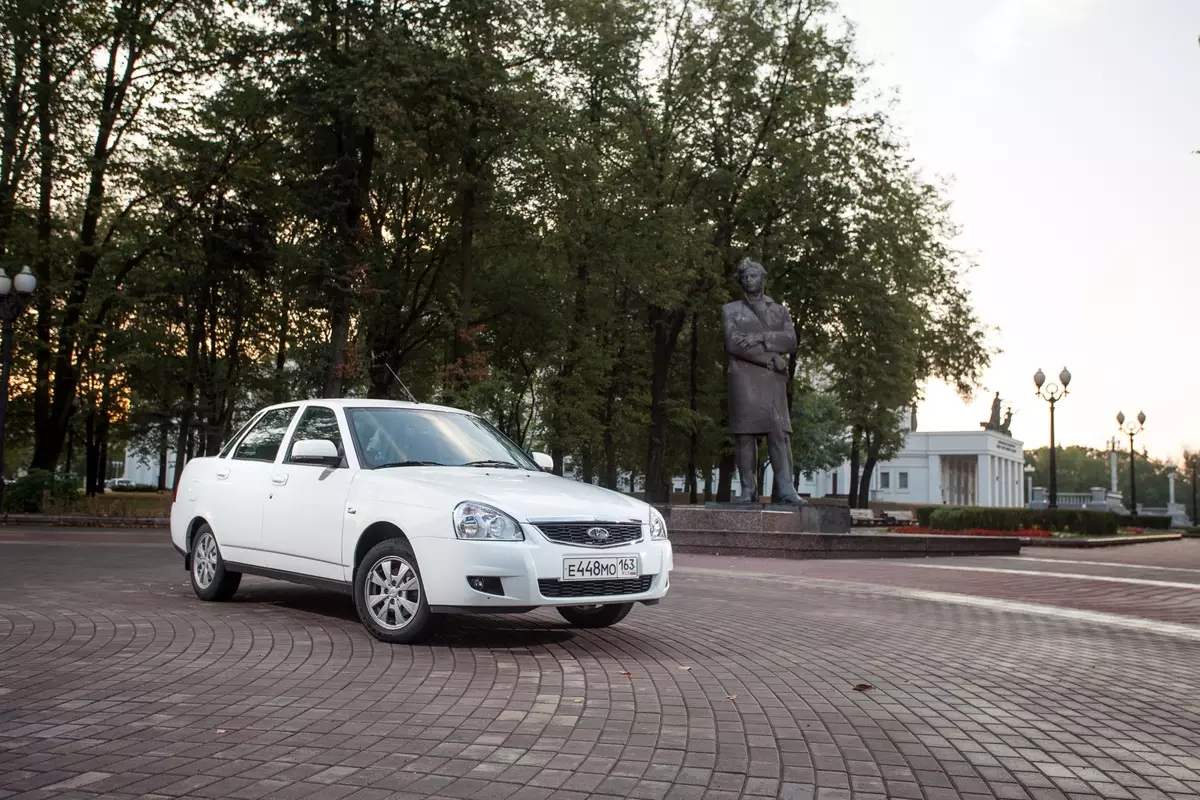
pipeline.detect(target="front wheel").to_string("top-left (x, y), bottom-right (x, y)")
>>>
top-left (354, 540), bottom-right (440, 644)
top-left (190, 525), bottom-right (241, 601)
top-left (558, 603), bottom-right (633, 628)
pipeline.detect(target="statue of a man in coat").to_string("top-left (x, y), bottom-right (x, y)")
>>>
top-left (722, 258), bottom-right (806, 505)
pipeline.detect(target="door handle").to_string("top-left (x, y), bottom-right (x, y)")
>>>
top-left (271, 474), bottom-right (288, 486)
top-left (215, 468), bottom-right (230, 480)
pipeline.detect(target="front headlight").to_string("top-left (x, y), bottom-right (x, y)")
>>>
top-left (454, 502), bottom-right (524, 541)
top-left (650, 508), bottom-right (669, 541)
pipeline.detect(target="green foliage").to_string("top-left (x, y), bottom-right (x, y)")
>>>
top-left (1116, 515), bottom-right (1173, 530)
top-left (0, 0), bottom-right (991, 500)
top-left (1025, 446), bottom-right (1192, 510)
top-left (4, 470), bottom-right (82, 513)
top-left (109, 483), bottom-right (161, 493)
top-left (929, 507), bottom-right (1119, 537)
top-left (790, 391), bottom-right (850, 476)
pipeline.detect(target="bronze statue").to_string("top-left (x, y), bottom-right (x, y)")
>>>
top-left (981, 392), bottom-right (1002, 431)
top-left (1000, 408), bottom-right (1013, 436)
top-left (722, 259), bottom-right (805, 505)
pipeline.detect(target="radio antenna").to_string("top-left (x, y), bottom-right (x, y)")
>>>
top-left (385, 363), bottom-right (418, 404)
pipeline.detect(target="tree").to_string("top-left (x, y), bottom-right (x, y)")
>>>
top-left (789, 390), bottom-right (849, 479)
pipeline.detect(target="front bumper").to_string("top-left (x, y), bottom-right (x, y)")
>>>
top-left (410, 524), bottom-right (673, 611)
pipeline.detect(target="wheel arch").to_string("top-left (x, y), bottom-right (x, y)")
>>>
top-left (183, 516), bottom-right (211, 569)
top-left (353, 521), bottom-right (411, 579)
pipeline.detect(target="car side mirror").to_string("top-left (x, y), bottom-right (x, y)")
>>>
top-left (291, 439), bottom-right (341, 467)
top-left (530, 451), bottom-right (554, 473)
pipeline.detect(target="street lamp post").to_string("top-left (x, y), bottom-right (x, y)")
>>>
top-left (0, 266), bottom-right (39, 515)
top-left (1034, 367), bottom-right (1071, 508)
top-left (1116, 410), bottom-right (1146, 514)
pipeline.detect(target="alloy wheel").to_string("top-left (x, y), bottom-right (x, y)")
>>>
top-left (366, 556), bottom-right (421, 630)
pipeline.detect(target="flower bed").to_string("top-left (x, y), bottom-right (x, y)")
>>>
top-left (889, 526), bottom-right (1052, 538)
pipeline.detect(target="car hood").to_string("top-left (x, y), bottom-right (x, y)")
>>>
top-left (366, 468), bottom-right (650, 523)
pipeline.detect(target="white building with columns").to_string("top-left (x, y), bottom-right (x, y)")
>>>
top-left (760, 426), bottom-right (1027, 507)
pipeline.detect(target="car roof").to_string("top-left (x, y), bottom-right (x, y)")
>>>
top-left (261, 398), bottom-right (472, 415)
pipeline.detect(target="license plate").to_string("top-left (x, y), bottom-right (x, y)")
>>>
top-left (562, 556), bottom-right (640, 581)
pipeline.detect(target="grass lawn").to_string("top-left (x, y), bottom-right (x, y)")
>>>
top-left (43, 491), bottom-right (171, 518)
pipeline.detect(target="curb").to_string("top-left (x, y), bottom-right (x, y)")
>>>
top-left (1022, 533), bottom-right (1182, 548)
top-left (0, 514), bottom-right (168, 528)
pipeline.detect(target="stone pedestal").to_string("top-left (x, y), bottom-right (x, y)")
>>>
top-left (664, 503), bottom-right (851, 534)
top-left (653, 504), bottom-right (1021, 559)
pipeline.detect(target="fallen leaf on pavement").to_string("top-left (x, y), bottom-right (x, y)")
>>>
top-left (727, 695), bottom-right (738, 701)
top-left (681, 666), bottom-right (692, 671)
top-left (852, 684), bottom-right (873, 692)
top-left (619, 671), bottom-right (631, 676)
top-left (215, 729), bottom-right (227, 734)
top-left (573, 699), bottom-right (584, 704)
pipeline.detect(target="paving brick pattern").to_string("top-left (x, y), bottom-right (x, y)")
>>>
top-left (2, 537), bottom-right (1200, 799)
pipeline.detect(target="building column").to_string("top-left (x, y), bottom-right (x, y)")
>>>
top-left (1005, 459), bottom-right (1013, 507)
top-left (977, 454), bottom-right (991, 507)
top-left (928, 455), bottom-right (942, 505)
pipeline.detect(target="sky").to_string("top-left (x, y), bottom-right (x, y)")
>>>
top-left (833, 0), bottom-right (1200, 462)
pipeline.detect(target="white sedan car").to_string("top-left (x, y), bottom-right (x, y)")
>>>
top-left (170, 399), bottom-right (672, 643)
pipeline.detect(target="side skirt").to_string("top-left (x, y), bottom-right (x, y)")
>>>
top-left (224, 561), bottom-right (352, 595)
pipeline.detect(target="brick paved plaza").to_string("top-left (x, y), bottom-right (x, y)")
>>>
top-left (2, 530), bottom-right (1200, 800)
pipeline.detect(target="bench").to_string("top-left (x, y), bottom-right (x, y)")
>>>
top-left (884, 510), bottom-right (915, 525)
top-left (849, 508), bottom-right (885, 527)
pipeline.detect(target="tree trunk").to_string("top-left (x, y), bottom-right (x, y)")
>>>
top-left (551, 446), bottom-right (566, 477)
top-left (644, 307), bottom-right (686, 503)
top-left (686, 312), bottom-right (699, 505)
top-left (848, 426), bottom-right (861, 507)
top-left (857, 433), bottom-right (880, 509)
top-left (580, 448), bottom-right (594, 485)
top-left (716, 452), bottom-right (734, 502)
top-left (84, 410), bottom-right (97, 497)
top-left (157, 423), bottom-right (169, 492)
top-left (324, 291), bottom-right (352, 398)
top-left (704, 462), bottom-right (714, 502)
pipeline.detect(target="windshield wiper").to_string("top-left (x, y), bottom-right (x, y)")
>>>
top-left (461, 460), bottom-right (521, 469)
top-left (372, 460), bottom-right (444, 469)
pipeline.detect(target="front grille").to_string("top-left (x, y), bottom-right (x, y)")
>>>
top-left (539, 576), bottom-right (654, 598)
top-left (534, 522), bottom-right (642, 548)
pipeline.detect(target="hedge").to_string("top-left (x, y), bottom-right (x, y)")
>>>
top-left (110, 483), bottom-right (160, 493)
top-left (916, 507), bottom-right (936, 527)
top-left (3, 469), bottom-right (82, 513)
top-left (1117, 514), bottom-right (1172, 530)
top-left (929, 507), bottom-right (1119, 536)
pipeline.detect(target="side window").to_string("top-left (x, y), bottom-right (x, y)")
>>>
top-left (880, 471), bottom-right (890, 489)
top-left (219, 413), bottom-right (262, 459)
top-left (286, 406), bottom-right (343, 464)
top-left (232, 407), bottom-right (297, 463)
top-left (899, 472), bottom-right (909, 490)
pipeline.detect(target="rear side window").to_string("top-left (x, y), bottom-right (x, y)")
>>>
top-left (233, 407), bottom-right (297, 463)
top-left (219, 413), bottom-right (263, 458)
top-left (285, 406), bottom-right (343, 463)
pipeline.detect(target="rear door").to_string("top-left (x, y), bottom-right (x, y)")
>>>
top-left (262, 405), bottom-right (356, 582)
top-left (210, 406), bottom-right (299, 566)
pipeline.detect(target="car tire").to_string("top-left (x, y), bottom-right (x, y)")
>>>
top-left (189, 524), bottom-right (241, 601)
top-left (354, 540), bottom-right (440, 644)
top-left (557, 602), bottom-right (634, 628)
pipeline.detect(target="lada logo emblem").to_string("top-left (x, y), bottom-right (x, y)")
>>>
top-left (586, 527), bottom-right (611, 541)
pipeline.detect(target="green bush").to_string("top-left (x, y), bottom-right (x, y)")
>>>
top-left (1117, 515), bottom-right (1172, 530)
top-left (111, 483), bottom-right (160, 493)
top-left (4, 469), bottom-right (82, 513)
top-left (915, 507), bottom-right (936, 527)
top-left (929, 506), bottom-right (1118, 536)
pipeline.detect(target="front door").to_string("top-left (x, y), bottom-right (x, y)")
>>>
top-left (211, 406), bottom-right (299, 566)
top-left (262, 405), bottom-right (354, 582)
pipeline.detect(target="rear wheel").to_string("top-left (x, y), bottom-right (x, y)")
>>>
top-left (557, 602), bottom-right (633, 628)
top-left (354, 540), bottom-right (440, 644)
top-left (190, 525), bottom-right (241, 601)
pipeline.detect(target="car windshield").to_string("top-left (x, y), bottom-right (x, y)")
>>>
top-left (346, 407), bottom-right (538, 470)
